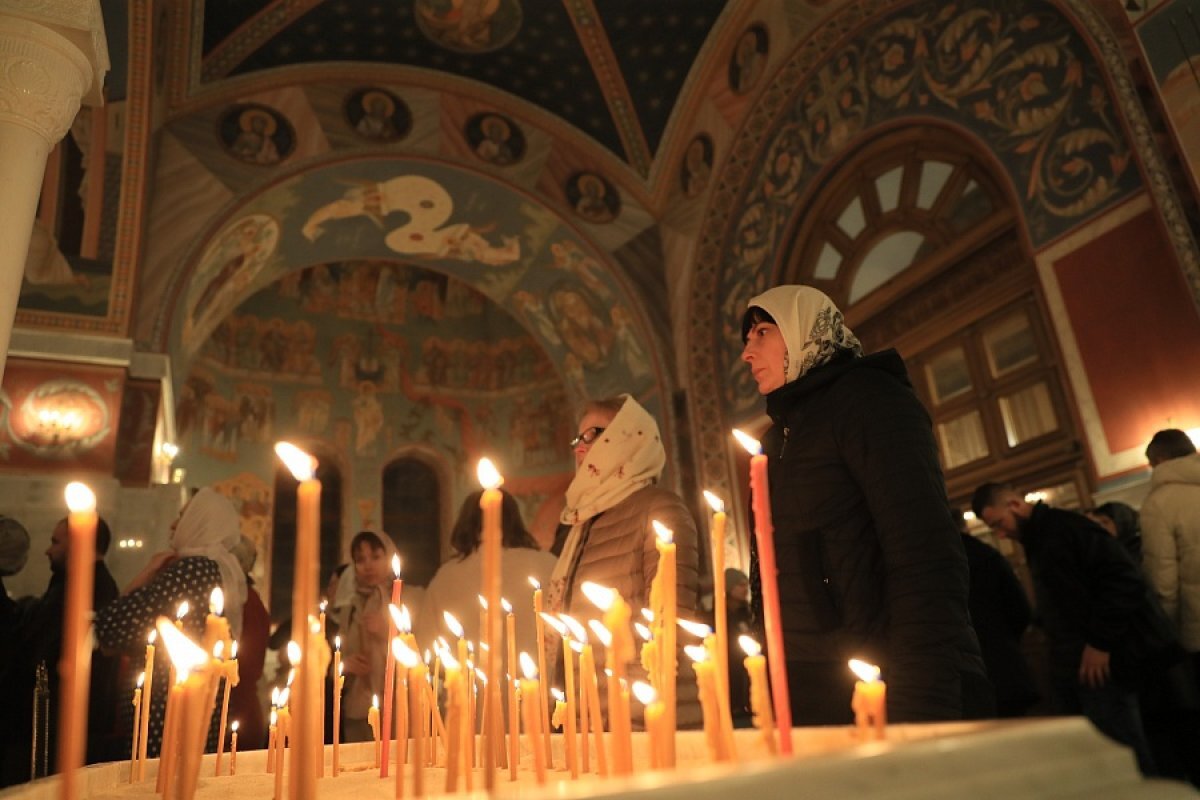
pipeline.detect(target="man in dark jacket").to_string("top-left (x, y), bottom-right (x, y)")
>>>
top-left (741, 285), bottom-right (991, 725)
top-left (972, 482), bottom-right (1170, 774)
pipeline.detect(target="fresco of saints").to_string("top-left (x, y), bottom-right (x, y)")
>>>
top-left (301, 175), bottom-right (520, 266)
top-left (353, 381), bottom-right (385, 456)
top-left (184, 215), bottom-right (280, 352)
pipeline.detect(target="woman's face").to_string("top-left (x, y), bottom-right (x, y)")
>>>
top-left (353, 543), bottom-right (389, 587)
top-left (573, 409), bottom-right (616, 468)
top-left (741, 321), bottom-right (788, 394)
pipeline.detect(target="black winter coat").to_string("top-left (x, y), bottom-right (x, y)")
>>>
top-left (753, 349), bottom-right (987, 723)
top-left (1020, 502), bottom-right (1181, 689)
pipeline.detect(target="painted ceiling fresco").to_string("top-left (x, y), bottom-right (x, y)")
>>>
top-left (198, 0), bottom-right (727, 165)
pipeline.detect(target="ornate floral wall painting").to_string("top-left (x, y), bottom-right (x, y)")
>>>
top-left (566, 172), bottom-right (620, 224)
top-left (345, 88), bottom-right (412, 143)
top-left (1135, 0), bottom-right (1200, 191)
top-left (415, 0), bottom-right (523, 54)
top-left (466, 112), bottom-right (526, 166)
top-left (0, 358), bottom-right (121, 473)
top-left (218, 104), bottom-right (295, 166)
top-left (181, 214), bottom-right (281, 357)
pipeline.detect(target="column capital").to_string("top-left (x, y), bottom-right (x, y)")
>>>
top-left (0, 6), bottom-right (108, 146)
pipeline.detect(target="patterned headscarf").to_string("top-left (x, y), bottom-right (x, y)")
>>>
top-left (171, 488), bottom-right (248, 637)
top-left (744, 285), bottom-right (863, 383)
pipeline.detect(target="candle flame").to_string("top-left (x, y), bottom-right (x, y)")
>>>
top-left (641, 608), bottom-right (655, 622)
top-left (334, 635), bottom-right (341, 651)
top-left (392, 554), bottom-right (401, 577)
top-left (310, 616), bottom-right (321, 634)
top-left (478, 594), bottom-right (488, 610)
top-left (392, 637), bottom-right (420, 668)
top-left (501, 597), bottom-right (512, 614)
top-left (634, 622), bottom-right (651, 641)
top-left (338, 662), bottom-right (344, 676)
top-left (443, 611), bottom-right (463, 638)
top-left (371, 694), bottom-right (378, 710)
top-left (588, 620), bottom-right (612, 647)
top-left (580, 581), bottom-right (615, 611)
top-left (231, 640), bottom-right (238, 659)
top-left (213, 640), bottom-right (224, 659)
top-left (156, 616), bottom-right (208, 677)
top-left (475, 667), bottom-right (488, 683)
top-left (651, 519), bottom-right (674, 545)
top-left (271, 686), bottom-right (280, 705)
top-left (539, 612), bottom-right (567, 637)
top-left (270, 709), bottom-right (278, 725)
top-left (738, 635), bottom-right (762, 657)
top-left (137, 671), bottom-right (145, 688)
top-left (569, 641), bottom-right (584, 654)
top-left (631, 681), bottom-right (657, 705)
top-left (703, 490), bottom-right (726, 514)
top-left (209, 587), bottom-right (224, 615)
top-left (147, 630), bottom-right (157, 645)
top-left (440, 649), bottom-right (459, 671)
top-left (231, 721), bottom-right (239, 732)
top-left (424, 649), bottom-right (431, 664)
top-left (274, 442), bottom-right (317, 481)
top-left (64, 482), bottom-right (97, 513)
top-left (684, 644), bottom-right (708, 663)
top-left (176, 601), bottom-right (189, 620)
top-left (476, 458), bottom-right (503, 490)
top-left (287, 640), bottom-right (301, 664)
top-left (519, 651), bottom-right (538, 679)
top-left (559, 613), bottom-right (588, 643)
top-left (732, 428), bottom-right (763, 456)
top-left (528, 576), bottom-right (541, 590)
top-left (848, 658), bottom-right (881, 683)
top-left (320, 600), bottom-right (327, 612)
top-left (550, 687), bottom-right (565, 702)
top-left (677, 619), bottom-right (713, 638)
top-left (287, 668), bottom-right (295, 687)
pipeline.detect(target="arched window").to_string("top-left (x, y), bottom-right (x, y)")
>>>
top-left (271, 457), bottom-right (343, 623)
top-left (381, 457), bottom-right (442, 587)
top-left (782, 125), bottom-right (1087, 508)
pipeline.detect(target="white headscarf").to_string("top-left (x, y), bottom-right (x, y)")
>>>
top-left (745, 285), bottom-right (863, 383)
top-left (171, 488), bottom-right (248, 637)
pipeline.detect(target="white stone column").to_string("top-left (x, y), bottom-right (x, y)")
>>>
top-left (0, 4), bottom-right (108, 384)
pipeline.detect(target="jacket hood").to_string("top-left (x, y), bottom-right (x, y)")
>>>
top-left (1152, 452), bottom-right (1200, 489)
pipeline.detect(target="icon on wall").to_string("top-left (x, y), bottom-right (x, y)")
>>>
top-left (345, 88), bottom-right (412, 142)
top-left (465, 112), bottom-right (526, 166)
top-left (218, 104), bottom-right (295, 165)
top-left (565, 172), bottom-right (620, 224)
top-left (729, 24), bottom-right (769, 95)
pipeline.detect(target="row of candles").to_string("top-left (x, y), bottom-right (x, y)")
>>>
top-left (54, 431), bottom-right (888, 800)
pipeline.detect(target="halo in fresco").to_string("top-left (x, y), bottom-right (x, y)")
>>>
top-left (466, 112), bottom-right (526, 166)
top-left (345, 87), bottom-right (412, 142)
top-left (218, 104), bottom-right (294, 165)
top-left (566, 172), bottom-right (620, 224)
top-left (415, 0), bottom-right (523, 54)
top-left (729, 24), bottom-right (768, 96)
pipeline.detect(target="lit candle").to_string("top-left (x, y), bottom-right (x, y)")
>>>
top-left (477, 458), bottom-right (505, 789)
top-left (129, 672), bottom-right (144, 782)
top-left (156, 616), bottom-right (211, 800)
top-left (703, 490), bottom-right (737, 760)
top-left (381, 555), bottom-right (404, 778)
top-left (441, 649), bottom-right (463, 793)
top-left (158, 602), bottom-right (189, 794)
top-left (849, 659), bottom-right (887, 739)
top-left (390, 639), bottom-right (410, 799)
top-left (230, 721), bottom-right (239, 776)
top-left (529, 576), bottom-right (552, 771)
top-left (203, 587), bottom-right (231, 656)
top-left (274, 689), bottom-right (291, 800)
top-left (583, 583), bottom-right (634, 775)
top-left (738, 635), bottom-right (776, 756)
top-left (275, 441), bottom-right (322, 800)
top-left (368, 694), bottom-right (381, 768)
top-left (500, 599), bottom-right (518, 781)
top-left (561, 616), bottom-right (602, 775)
top-left (396, 643), bottom-right (427, 799)
top-left (632, 681), bottom-right (664, 769)
top-left (215, 640), bottom-right (239, 776)
top-left (540, 613), bottom-right (579, 778)
top-left (267, 698), bottom-right (278, 773)
top-left (519, 652), bottom-right (546, 785)
top-left (733, 429), bottom-right (793, 754)
top-left (684, 644), bottom-right (722, 761)
top-left (651, 521), bottom-right (678, 767)
top-left (332, 637), bottom-right (343, 776)
top-left (59, 482), bottom-right (97, 800)
top-left (136, 630), bottom-right (155, 781)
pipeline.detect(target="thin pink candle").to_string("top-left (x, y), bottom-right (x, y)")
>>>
top-left (60, 483), bottom-right (97, 800)
top-left (733, 429), bottom-right (793, 754)
top-left (380, 554), bottom-right (403, 777)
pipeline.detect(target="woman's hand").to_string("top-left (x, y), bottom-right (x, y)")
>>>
top-left (123, 550), bottom-right (176, 594)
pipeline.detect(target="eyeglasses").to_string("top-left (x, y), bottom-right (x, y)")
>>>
top-left (570, 426), bottom-right (606, 448)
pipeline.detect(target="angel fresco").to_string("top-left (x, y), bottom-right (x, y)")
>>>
top-left (414, 0), bottom-right (522, 54)
top-left (301, 175), bottom-right (521, 266)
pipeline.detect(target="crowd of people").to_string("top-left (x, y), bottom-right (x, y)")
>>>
top-left (2, 283), bottom-right (1198, 788)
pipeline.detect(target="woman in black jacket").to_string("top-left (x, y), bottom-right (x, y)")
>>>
top-left (739, 284), bottom-right (992, 724)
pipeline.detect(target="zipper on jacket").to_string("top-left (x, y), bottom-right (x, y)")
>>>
top-left (779, 426), bottom-right (790, 459)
